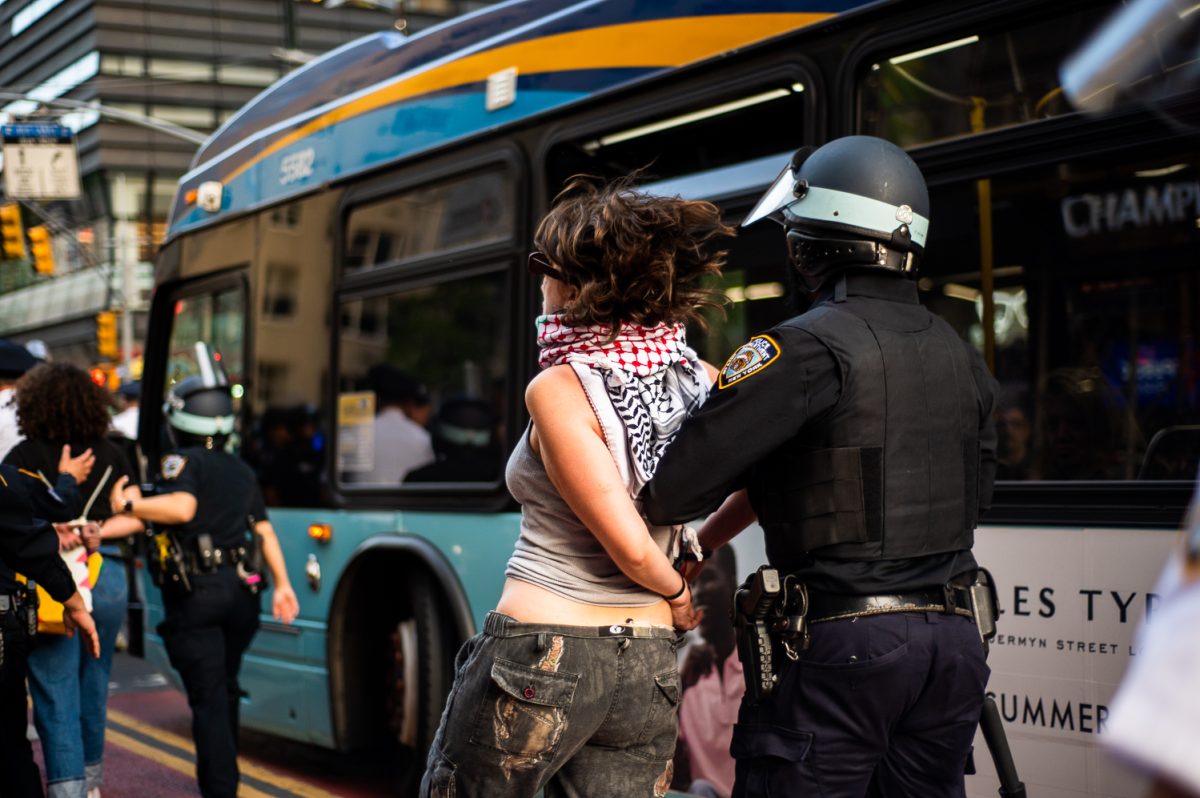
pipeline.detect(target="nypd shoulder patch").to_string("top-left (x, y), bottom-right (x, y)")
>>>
top-left (161, 454), bottom-right (188, 480)
top-left (718, 334), bottom-right (781, 389)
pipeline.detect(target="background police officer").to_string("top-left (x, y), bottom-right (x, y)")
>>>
top-left (644, 135), bottom-right (998, 797)
top-left (0, 453), bottom-right (100, 797)
top-left (108, 372), bottom-right (298, 798)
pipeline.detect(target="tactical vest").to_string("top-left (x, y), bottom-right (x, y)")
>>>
top-left (749, 288), bottom-right (984, 566)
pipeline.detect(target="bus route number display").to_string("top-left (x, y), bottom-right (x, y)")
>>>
top-left (2, 123), bottom-right (82, 200)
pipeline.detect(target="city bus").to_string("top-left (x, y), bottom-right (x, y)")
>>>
top-left (138, 0), bottom-right (1199, 794)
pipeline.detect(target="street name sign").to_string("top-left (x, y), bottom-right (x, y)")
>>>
top-left (2, 123), bottom-right (81, 199)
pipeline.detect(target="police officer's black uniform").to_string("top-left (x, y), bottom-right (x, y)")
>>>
top-left (644, 136), bottom-right (998, 798)
top-left (0, 466), bottom-right (83, 798)
top-left (120, 378), bottom-right (265, 798)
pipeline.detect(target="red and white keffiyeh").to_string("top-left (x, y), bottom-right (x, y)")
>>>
top-left (535, 313), bottom-right (704, 485)
top-left (536, 314), bottom-right (687, 375)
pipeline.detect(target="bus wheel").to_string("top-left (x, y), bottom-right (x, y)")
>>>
top-left (386, 569), bottom-right (453, 788)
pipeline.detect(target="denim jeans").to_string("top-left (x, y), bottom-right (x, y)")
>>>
top-left (27, 560), bottom-right (128, 798)
top-left (421, 612), bottom-right (681, 798)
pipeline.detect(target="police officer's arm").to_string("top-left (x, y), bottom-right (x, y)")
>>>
top-left (100, 452), bottom-right (145, 540)
top-left (0, 514), bottom-right (75, 601)
top-left (0, 469), bottom-right (100, 655)
top-left (643, 327), bottom-right (841, 525)
top-left (251, 484), bottom-right (299, 624)
top-left (108, 474), bottom-right (197, 524)
top-left (100, 484), bottom-right (145, 540)
top-left (696, 488), bottom-right (757, 554)
top-left (2, 444), bottom-right (93, 521)
top-left (527, 366), bottom-right (697, 629)
top-left (255, 522), bottom-right (298, 623)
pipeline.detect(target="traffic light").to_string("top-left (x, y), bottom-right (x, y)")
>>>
top-left (27, 225), bottom-right (54, 275)
top-left (0, 204), bottom-right (26, 261)
top-left (96, 311), bottom-right (118, 359)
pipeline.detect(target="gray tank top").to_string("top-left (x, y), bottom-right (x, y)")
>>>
top-left (504, 360), bottom-right (709, 606)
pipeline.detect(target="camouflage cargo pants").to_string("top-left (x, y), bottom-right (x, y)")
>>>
top-left (421, 612), bottom-right (681, 798)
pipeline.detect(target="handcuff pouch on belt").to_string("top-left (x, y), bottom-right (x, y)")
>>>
top-left (732, 566), bottom-right (812, 704)
top-left (0, 588), bottom-right (40, 667)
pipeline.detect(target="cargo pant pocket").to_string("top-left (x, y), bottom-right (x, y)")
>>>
top-left (731, 724), bottom-right (816, 798)
top-left (632, 669), bottom-right (682, 761)
top-left (420, 747), bottom-right (456, 798)
top-left (469, 656), bottom-right (580, 761)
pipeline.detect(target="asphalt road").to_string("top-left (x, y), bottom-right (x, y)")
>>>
top-left (31, 652), bottom-right (398, 798)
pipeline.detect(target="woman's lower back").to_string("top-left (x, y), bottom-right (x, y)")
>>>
top-left (496, 577), bottom-right (673, 628)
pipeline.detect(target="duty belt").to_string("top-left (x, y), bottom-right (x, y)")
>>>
top-left (807, 585), bottom-right (974, 624)
top-left (184, 545), bottom-right (251, 574)
top-left (0, 592), bottom-right (24, 614)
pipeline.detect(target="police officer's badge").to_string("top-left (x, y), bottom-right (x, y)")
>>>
top-left (161, 454), bottom-right (188, 480)
top-left (718, 335), bottom-right (781, 389)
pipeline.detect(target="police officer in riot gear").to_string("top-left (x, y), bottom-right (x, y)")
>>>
top-left (109, 356), bottom-right (298, 798)
top-left (0, 453), bottom-right (100, 797)
top-left (644, 135), bottom-right (998, 797)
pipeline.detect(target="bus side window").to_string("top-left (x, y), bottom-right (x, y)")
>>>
top-left (336, 270), bottom-right (509, 490)
top-left (915, 147), bottom-right (1200, 483)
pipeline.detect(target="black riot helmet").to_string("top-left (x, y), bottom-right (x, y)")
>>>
top-left (744, 136), bottom-right (930, 291)
top-left (163, 342), bottom-right (235, 444)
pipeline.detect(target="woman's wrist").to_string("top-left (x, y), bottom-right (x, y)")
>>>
top-left (662, 572), bottom-right (688, 603)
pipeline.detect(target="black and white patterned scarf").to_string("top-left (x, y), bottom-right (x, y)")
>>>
top-left (536, 313), bottom-right (706, 486)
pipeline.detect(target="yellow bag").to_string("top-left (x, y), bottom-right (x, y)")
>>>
top-left (34, 550), bottom-right (103, 635)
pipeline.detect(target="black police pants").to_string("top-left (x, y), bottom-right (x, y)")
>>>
top-left (0, 610), bottom-right (43, 797)
top-left (731, 612), bottom-right (988, 798)
top-left (159, 567), bottom-right (260, 798)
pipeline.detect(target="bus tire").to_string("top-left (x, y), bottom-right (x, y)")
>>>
top-left (387, 567), bottom-right (454, 790)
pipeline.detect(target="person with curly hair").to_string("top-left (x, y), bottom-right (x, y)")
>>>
top-left (4, 362), bottom-right (144, 798)
top-left (420, 175), bottom-right (733, 797)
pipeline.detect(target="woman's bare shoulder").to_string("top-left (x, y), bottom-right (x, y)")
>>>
top-left (526, 364), bottom-right (585, 409)
top-left (526, 365), bottom-right (600, 440)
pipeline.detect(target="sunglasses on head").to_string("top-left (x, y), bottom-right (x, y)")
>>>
top-left (528, 251), bottom-right (573, 284)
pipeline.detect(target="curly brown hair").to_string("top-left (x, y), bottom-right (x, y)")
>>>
top-left (533, 174), bottom-right (734, 334)
top-left (16, 362), bottom-right (114, 444)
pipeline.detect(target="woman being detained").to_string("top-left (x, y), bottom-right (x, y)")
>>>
top-left (420, 174), bottom-right (733, 798)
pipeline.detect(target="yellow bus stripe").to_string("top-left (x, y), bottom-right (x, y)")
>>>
top-left (104, 728), bottom-right (277, 798)
top-left (107, 708), bottom-right (338, 798)
top-left (220, 13), bottom-right (828, 186)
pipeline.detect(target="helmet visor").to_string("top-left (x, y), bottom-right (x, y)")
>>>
top-left (742, 162), bottom-right (796, 227)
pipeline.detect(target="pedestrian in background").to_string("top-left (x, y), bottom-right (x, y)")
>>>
top-left (421, 174), bottom-right (731, 797)
top-left (674, 545), bottom-right (742, 798)
top-left (4, 362), bottom-right (144, 798)
top-left (0, 338), bottom-right (41, 459)
top-left (109, 372), bottom-right (298, 798)
top-left (110, 381), bottom-right (139, 442)
top-left (0, 453), bottom-right (100, 798)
